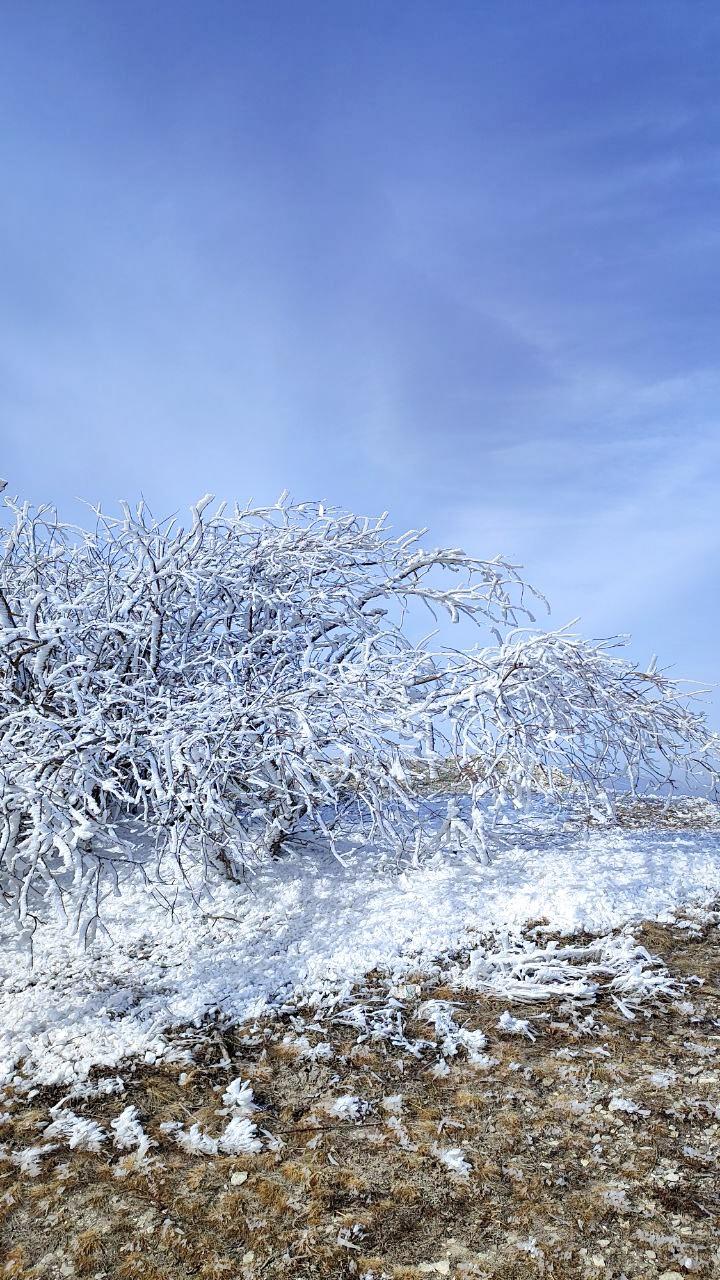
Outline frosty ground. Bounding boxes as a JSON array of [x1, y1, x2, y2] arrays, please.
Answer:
[[3, 807, 720, 1092], [2, 808, 720, 1278]]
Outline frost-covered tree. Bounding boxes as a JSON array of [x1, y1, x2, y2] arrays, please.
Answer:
[[0, 492, 716, 937]]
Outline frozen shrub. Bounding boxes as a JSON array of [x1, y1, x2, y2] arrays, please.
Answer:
[[0, 490, 716, 936]]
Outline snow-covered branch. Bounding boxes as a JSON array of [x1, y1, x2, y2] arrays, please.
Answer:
[[0, 493, 716, 936]]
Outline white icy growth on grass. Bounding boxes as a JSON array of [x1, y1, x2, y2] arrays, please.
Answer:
[[262, 1129, 285, 1155], [454, 1027, 489, 1063], [2, 820, 720, 1091], [433, 1144, 472, 1180], [43, 1107, 107, 1152], [650, 1069, 678, 1088], [326, 1094, 370, 1123], [497, 1011, 536, 1041], [337, 1225, 366, 1251], [111, 1105, 150, 1150], [283, 1033, 333, 1062], [330, 998, 429, 1059], [603, 1185, 631, 1211], [516, 1237, 544, 1260], [160, 1092, 262, 1157], [9, 1144, 57, 1177], [682, 1144, 711, 1163], [214, 1077, 264, 1156], [457, 931, 682, 1017], [419, 1000, 465, 1059], [683, 1040, 717, 1058], [419, 1000, 491, 1064], [110, 1104, 156, 1175], [222, 1077, 256, 1116], [68, 1076, 126, 1102], [437, 1115, 465, 1136], [608, 1095, 650, 1117], [217, 1115, 263, 1155], [385, 1115, 416, 1151], [569, 1100, 591, 1115], [161, 1121, 219, 1157]]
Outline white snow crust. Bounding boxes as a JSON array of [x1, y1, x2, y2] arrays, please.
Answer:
[[1, 821, 719, 1091]]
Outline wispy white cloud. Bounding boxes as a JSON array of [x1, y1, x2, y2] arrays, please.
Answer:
[[1, 0, 719, 717]]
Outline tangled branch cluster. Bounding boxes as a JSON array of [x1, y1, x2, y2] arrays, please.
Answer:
[[0, 492, 716, 936]]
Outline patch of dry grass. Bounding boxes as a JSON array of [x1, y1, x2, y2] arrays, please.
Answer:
[[610, 796, 720, 831], [1, 917, 719, 1278]]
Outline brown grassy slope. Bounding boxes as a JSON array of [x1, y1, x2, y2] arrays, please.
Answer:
[[1, 914, 719, 1279]]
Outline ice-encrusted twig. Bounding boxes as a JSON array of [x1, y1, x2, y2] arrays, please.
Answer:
[[453, 932, 682, 1017]]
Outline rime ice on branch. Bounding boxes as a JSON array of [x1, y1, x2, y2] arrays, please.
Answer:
[[0, 492, 716, 936]]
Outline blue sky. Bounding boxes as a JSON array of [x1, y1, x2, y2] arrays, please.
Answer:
[[2, 1, 719, 715]]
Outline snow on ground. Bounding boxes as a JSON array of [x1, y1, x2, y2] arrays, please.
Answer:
[[2, 818, 720, 1091]]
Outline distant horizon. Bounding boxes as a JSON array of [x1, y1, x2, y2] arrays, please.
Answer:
[[2, 1, 719, 722]]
